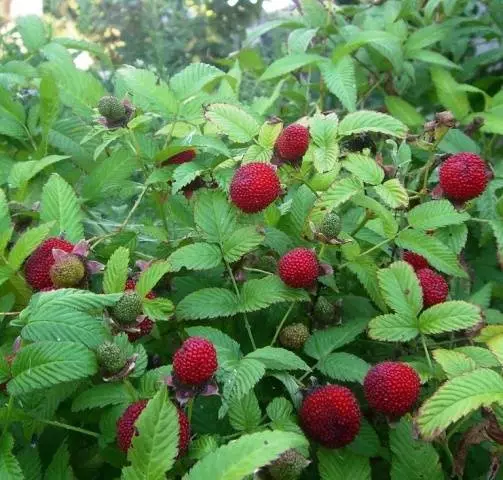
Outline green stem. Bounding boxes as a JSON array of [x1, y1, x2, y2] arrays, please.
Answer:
[[37, 419, 100, 438], [299, 362, 317, 382], [270, 303, 295, 346], [421, 335, 433, 371], [243, 267, 274, 276], [421, 128, 449, 192]]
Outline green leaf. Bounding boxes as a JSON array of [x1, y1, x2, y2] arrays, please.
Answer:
[[468, 283, 493, 309], [281, 185, 317, 237], [342, 154, 384, 185], [368, 313, 419, 342], [302, 0, 329, 27], [317, 352, 370, 384], [194, 190, 237, 245], [8, 341, 98, 396], [205, 104, 259, 143], [417, 368, 503, 439], [312, 177, 363, 222], [177, 288, 240, 320], [431, 67, 470, 120], [17, 445, 42, 480], [172, 163, 203, 193], [390, 417, 443, 480], [304, 318, 368, 360], [319, 57, 357, 112], [257, 122, 283, 149], [169, 243, 222, 272], [142, 298, 174, 322], [136, 261, 171, 298], [353, 194, 398, 239], [40, 174, 83, 243], [338, 110, 407, 138], [409, 49, 460, 70], [454, 346, 499, 368], [123, 388, 179, 480], [222, 227, 264, 263], [260, 54, 324, 81], [433, 223, 468, 255], [384, 96, 424, 127], [404, 24, 448, 54], [44, 441, 73, 480], [318, 448, 370, 480], [0, 189, 13, 253], [8, 155, 69, 189], [433, 349, 477, 378], [72, 383, 131, 411], [348, 419, 380, 458], [419, 301, 481, 335], [184, 431, 307, 480], [7, 222, 53, 272], [16, 15, 47, 51], [408, 200, 469, 230], [346, 258, 387, 312], [374, 179, 409, 209], [170, 63, 225, 100], [103, 247, 130, 294], [0, 433, 23, 480], [223, 358, 265, 403], [378, 261, 422, 318], [228, 392, 261, 433], [39, 71, 60, 146], [484, 334, 503, 366], [246, 347, 310, 371], [288, 28, 318, 54], [395, 229, 467, 278], [267, 397, 293, 422]]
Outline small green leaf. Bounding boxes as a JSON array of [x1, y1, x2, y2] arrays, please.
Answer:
[[431, 67, 470, 120], [409, 49, 461, 70], [318, 448, 370, 480], [16, 15, 47, 51], [408, 200, 470, 230], [342, 154, 384, 185], [136, 261, 171, 298], [352, 195, 398, 239], [433, 349, 477, 378], [384, 96, 424, 127], [142, 298, 174, 321], [338, 110, 407, 138], [288, 28, 318, 54], [246, 347, 310, 371], [177, 288, 240, 320], [169, 243, 222, 272], [368, 313, 420, 342], [374, 179, 409, 209], [8, 223, 53, 271], [319, 57, 357, 112], [8, 155, 69, 189], [205, 104, 259, 143], [317, 352, 370, 383], [312, 177, 363, 222], [223, 358, 265, 403], [72, 384, 132, 411], [103, 247, 130, 294], [257, 122, 283, 149], [170, 63, 226, 100], [419, 301, 481, 335], [260, 53, 324, 81], [222, 227, 264, 263], [44, 441, 73, 480], [228, 392, 261, 433]]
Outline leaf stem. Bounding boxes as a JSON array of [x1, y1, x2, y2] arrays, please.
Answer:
[[270, 303, 295, 346], [243, 267, 274, 276], [37, 419, 100, 438], [420, 335, 433, 371]]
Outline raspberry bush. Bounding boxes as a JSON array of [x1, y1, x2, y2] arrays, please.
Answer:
[[1, 2, 503, 479]]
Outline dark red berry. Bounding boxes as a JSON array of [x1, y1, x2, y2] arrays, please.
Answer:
[[278, 248, 319, 288], [403, 251, 429, 272], [164, 149, 196, 165], [417, 268, 449, 307], [275, 124, 310, 161], [173, 337, 218, 386]]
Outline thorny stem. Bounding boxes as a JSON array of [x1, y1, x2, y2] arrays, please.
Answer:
[[270, 303, 295, 346]]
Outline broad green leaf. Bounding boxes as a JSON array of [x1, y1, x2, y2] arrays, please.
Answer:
[[194, 190, 237, 245], [246, 347, 310, 371], [338, 111, 407, 138], [136, 261, 171, 298], [260, 54, 324, 81], [438, 129, 479, 154], [281, 185, 317, 237], [44, 441, 73, 480], [8, 155, 69, 189], [123, 388, 179, 480], [348, 419, 380, 458], [368, 313, 420, 342], [228, 392, 261, 433], [374, 179, 409, 209], [485, 334, 503, 366], [170, 63, 225, 100], [222, 227, 264, 262], [409, 49, 460, 70], [384, 96, 424, 128], [8, 341, 98, 396], [169, 243, 222, 272], [418, 368, 503, 439], [390, 418, 443, 480], [288, 28, 318, 54], [223, 358, 265, 403], [103, 247, 130, 294], [318, 448, 370, 480], [342, 154, 384, 185], [431, 67, 470, 120], [205, 104, 259, 143], [72, 383, 132, 411], [433, 349, 477, 379], [408, 200, 469, 230], [242, 144, 273, 164], [395, 229, 467, 278], [310, 112, 338, 147], [267, 397, 293, 422], [419, 301, 481, 335], [177, 288, 240, 320], [7, 222, 53, 272], [319, 57, 357, 112], [16, 15, 47, 51], [317, 352, 370, 384], [0, 433, 23, 480], [184, 431, 307, 480], [468, 283, 493, 309], [40, 174, 83, 242]]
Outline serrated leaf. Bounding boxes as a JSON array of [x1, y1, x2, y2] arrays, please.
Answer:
[[368, 313, 420, 342], [319, 57, 356, 112], [222, 227, 263, 262], [312, 177, 363, 221], [16, 15, 47, 51], [123, 388, 179, 480], [172, 163, 203, 193], [184, 431, 307, 480], [40, 174, 83, 242], [0, 189, 13, 252], [8, 155, 69, 189], [313, 144, 340, 174], [417, 368, 503, 439], [44, 441, 72, 480], [260, 53, 324, 81], [302, 0, 328, 27], [454, 346, 499, 368], [169, 243, 222, 272], [205, 104, 259, 143], [288, 28, 318, 54], [228, 392, 261, 433], [17, 445, 42, 480], [433, 349, 477, 378], [257, 122, 283, 149], [246, 347, 310, 371], [346, 258, 387, 312], [390, 417, 443, 480], [103, 247, 130, 294], [374, 179, 409, 209], [281, 185, 317, 237], [170, 63, 225, 100], [8, 222, 53, 271], [317, 352, 370, 384], [342, 154, 384, 185], [352, 194, 398, 238], [384, 96, 424, 127], [348, 419, 380, 458], [267, 397, 293, 422], [419, 301, 481, 335], [177, 288, 240, 320], [72, 383, 131, 411], [318, 448, 370, 480], [0, 433, 23, 480], [142, 298, 174, 321], [408, 200, 470, 230], [409, 49, 460, 70], [223, 358, 265, 403], [136, 261, 171, 298], [338, 111, 407, 138], [8, 341, 98, 396], [395, 229, 467, 278]]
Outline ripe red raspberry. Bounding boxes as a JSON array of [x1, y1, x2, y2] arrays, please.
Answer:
[[364, 362, 420, 417], [230, 163, 281, 213], [24, 237, 74, 290], [300, 385, 361, 448], [275, 124, 310, 161], [164, 149, 196, 165], [417, 268, 449, 307], [403, 251, 429, 272], [173, 337, 218, 386], [278, 248, 319, 288], [117, 400, 191, 455], [439, 152, 489, 201], [124, 279, 155, 299]]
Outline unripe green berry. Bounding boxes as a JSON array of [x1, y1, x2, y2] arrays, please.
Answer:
[[96, 342, 127, 374], [49, 254, 86, 288], [98, 96, 126, 121], [112, 291, 143, 325], [314, 296, 335, 324], [321, 212, 341, 239], [268, 449, 310, 480], [279, 323, 309, 350]]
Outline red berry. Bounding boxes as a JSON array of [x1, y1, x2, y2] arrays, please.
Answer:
[[278, 248, 319, 288], [364, 362, 420, 417], [117, 400, 191, 455], [173, 337, 218, 386], [24, 237, 74, 290], [300, 385, 361, 448], [417, 268, 449, 307], [403, 251, 429, 272], [439, 152, 489, 202], [164, 149, 196, 165], [230, 163, 281, 213], [275, 124, 310, 161]]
